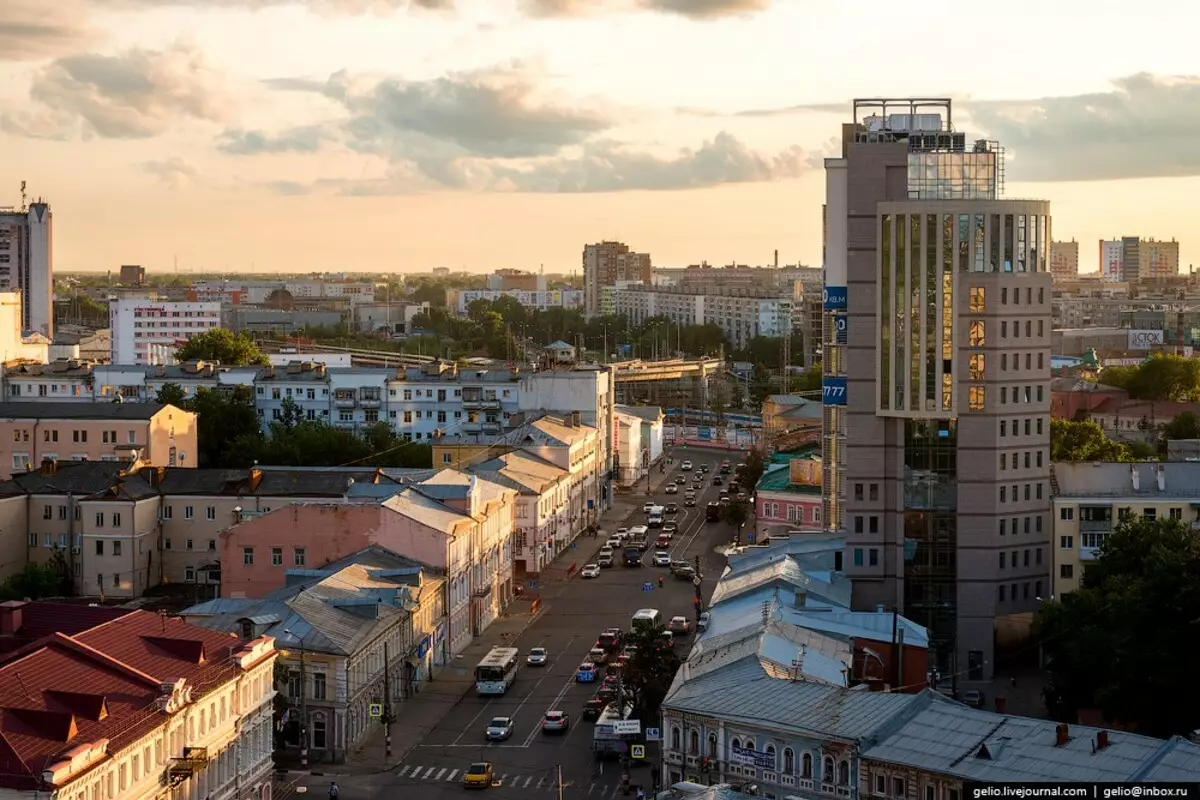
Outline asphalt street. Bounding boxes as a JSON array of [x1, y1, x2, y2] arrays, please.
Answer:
[[375, 453, 739, 799]]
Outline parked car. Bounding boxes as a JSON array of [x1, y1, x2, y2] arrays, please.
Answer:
[[697, 611, 711, 632], [653, 551, 671, 567], [581, 563, 601, 579], [485, 717, 514, 741], [665, 484, 678, 494], [542, 710, 571, 733], [597, 553, 614, 568], [668, 616, 691, 635]]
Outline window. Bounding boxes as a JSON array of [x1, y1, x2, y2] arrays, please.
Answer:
[[893, 778, 906, 797], [690, 730, 701, 754], [1001, 287, 1008, 304], [112, 512, 122, 527], [823, 757, 834, 784], [294, 548, 306, 567], [869, 549, 878, 566], [271, 547, 283, 566], [113, 541, 122, 556], [112, 573, 119, 588], [1000, 387, 1007, 404], [969, 353, 985, 379], [999, 518, 1006, 536], [184, 506, 194, 520], [969, 286, 985, 311], [1000, 420, 1006, 436], [243, 547, 255, 565], [838, 762, 850, 786], [969, 320, 985, 346], [1001, 320, 1008, 338], [95, 540, 104, 556], [1060, 507, 1074, 520], [1000, 486, 1006, 503], [313, 672, 327, 700], [312, 716, 327, 750], [206, 506, 216, 520], [999, 552, 1006, 569], [803, 753, 813, 779], [854, 516, 864, 534], [671, 727, 681, 751], [968, 386, 985, 411], [186, 538, 194, 550], [855, 483, 864, 501], [854, 548, 864, 566], [999, 584, 1006, 601], [1060, 564, 1074, 579], [1037, 417, 1043, 435], [869, 483, 878, 501], [925, 788, 936, 800]]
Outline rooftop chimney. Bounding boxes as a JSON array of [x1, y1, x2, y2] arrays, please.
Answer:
[[1156, 465, 1165, 492], [1095, 730, 1109, 751], [40, 457, 57, 476], [794, 590, 807, 607], [0, 600, 26, 636], [1055, 723, 1070, 747], [1130, 465, 1140, 491]]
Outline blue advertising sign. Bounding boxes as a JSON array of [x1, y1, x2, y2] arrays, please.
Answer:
[[835, 315, 848, 345], [698, 427, 713, 440], [823, 286, 848, 311], [823, 377, 848, 406]]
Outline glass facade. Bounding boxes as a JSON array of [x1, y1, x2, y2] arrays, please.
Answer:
[[906, 152, 998, 200], [903, 418, 958, 670], [880, 215, 892, 411]]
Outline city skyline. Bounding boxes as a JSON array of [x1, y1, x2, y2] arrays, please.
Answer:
[[2, 0, 1198, 274]]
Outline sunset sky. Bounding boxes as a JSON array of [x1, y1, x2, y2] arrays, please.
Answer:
[[2, 0, 1198, 275]]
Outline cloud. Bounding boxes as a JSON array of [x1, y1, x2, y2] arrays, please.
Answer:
[[92, 0, 454, 12], [0, 0, 98, 61], [2, 43, 229, 138], [217, 125, 334, 154], [141, 157, 199, 187], [966, 73, 1200, 182], [676, 102, 845, 118], [522, 0, 770, 17]]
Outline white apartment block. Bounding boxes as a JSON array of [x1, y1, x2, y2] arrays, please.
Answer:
[[610, 287, 795, 349], [191, 280, 376, 305], [451, 288, 584, 315], [109, 298, 222, 365]]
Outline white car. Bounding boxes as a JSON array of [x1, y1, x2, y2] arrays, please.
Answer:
[[485, 716, 514, 740], [697, 611, 711, 632], [681, 461, 693, 470], [581, 564, 601, 579], [541, 710, 570, 733], [615, 527, 629, 537], [600, 546, 614, 559], [527, 647, 549, 666], [643, 502, 655, 513], [605, 537, 622, 549], [652, 551, 671, 567], [665, 484, 678, 494]]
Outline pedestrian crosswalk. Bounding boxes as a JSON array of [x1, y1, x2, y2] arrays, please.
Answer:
[[394, 763, 627, 795]]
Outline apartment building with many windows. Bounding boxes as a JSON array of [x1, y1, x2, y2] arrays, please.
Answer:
[[583, 241, 652, 317], [610, 286, 795, 350]]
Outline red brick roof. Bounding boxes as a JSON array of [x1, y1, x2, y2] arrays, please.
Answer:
[[0, 601, 132, 655], [0, 607, 250, 791]]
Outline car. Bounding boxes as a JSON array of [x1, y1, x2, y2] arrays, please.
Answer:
[[659, 630, 676, 649], [668, 615, 691, 635], [653, 551, 671, 567], [662, 522, 678, 533], [542, 710, 570, 733], [665, 502, 679, 513], [597, 553, 614, 568], [581, 563, 601, 579], [675, 564, 697, 580], [962, 689, 986, 709], [583, 697, 609, 720], [596, 685, 618, 703], [577, 662, 597, 682], [527, 646, 549, 666], [700, 463, 710, 473], [697, 611, 711, 632], [598, 629, 623, 651], [655, 538, 672, 550], [643, 502, 655, 513], [485, 716, 514, 741], [720, 464, 731, 475], [737, 493, 748, 503], [615, 527, 629, 537], [464, 762, 494, 789], [669, 559, 690, 574], [681, 460, 693, 470], [673, 475, 686, 484], [588, 646, 609, 665], [712, 475, 724, 486], [664, 484, 678, 494], [684, 495, 696, 507]]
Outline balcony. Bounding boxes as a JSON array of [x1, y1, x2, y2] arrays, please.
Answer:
[[359, 397, 382, 409], [164, 747, 208, 786], [1079, 519, 1113, 533], [1079, 546, 1101, 561], [334, 396, 356, 409], [463, 399, 501, 410]]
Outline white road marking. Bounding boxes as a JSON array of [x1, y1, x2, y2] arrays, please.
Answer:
[[497, 773, 507, 785], [434, 768, 447, 781], [446, 770, 459, 782], [422, 766, 437, 779], [537, 776, 545, 788], [523, 776, 533, 787], [397, 765, 412, 777]]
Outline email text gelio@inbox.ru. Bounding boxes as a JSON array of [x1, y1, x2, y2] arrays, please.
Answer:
[[968, 784, 1197, 799]]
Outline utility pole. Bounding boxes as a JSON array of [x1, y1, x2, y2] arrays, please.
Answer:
[[383, 640, 394, 765], [300, 643, 309, 769]]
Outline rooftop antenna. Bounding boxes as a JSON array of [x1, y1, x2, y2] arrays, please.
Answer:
[[19, 181, 26, 213]]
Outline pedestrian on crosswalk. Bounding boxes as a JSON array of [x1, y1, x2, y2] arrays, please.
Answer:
[[328, 781, 339, 798]]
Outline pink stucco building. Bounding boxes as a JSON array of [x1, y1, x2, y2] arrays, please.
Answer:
[[220, 469, 516, 656]]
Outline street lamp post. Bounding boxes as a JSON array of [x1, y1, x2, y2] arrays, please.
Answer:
[[283, 629, 309, 770]]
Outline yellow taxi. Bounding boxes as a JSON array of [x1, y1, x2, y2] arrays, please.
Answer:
[[463, 762, 494, 789]]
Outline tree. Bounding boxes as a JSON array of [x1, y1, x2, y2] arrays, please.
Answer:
[[1050, 419, 1144, 462], [1162, 411, 1200, 441], [1100, 355, 1200, 401], [739, 448, 766, 490], [175, 329, 270, 366], [0, 561, 70, 600], [621, 624, 681, 720], [1039, 517, 1200, 736], [189, 386, 264, 468], [155, 382, 187, 407], [409, 282, 448, 307]]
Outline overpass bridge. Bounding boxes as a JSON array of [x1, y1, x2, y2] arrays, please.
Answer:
[[608, 357, 724, 383]]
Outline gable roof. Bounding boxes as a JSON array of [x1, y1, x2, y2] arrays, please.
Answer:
[[8, 462, 159, 500], [0, 402, 176, 421]]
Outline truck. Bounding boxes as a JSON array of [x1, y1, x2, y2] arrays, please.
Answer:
[[705, 502, 721, 522], [647, 505, 665, 527]]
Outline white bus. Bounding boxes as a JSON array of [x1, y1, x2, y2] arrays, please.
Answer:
[[475, 647, 520, 695], [632, 608, 661, 630], [593, 702, 640, 760]]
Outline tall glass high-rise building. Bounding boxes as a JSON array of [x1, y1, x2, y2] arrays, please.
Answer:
[[822, 99, 1052, 685]]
